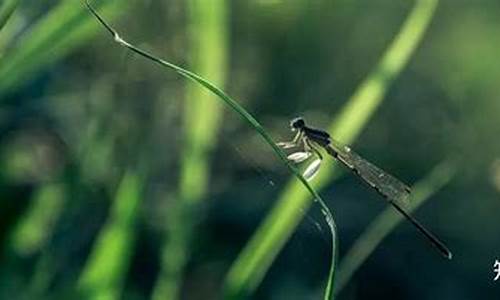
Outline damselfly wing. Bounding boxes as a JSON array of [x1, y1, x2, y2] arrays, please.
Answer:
[[323, 138, 411, 207]]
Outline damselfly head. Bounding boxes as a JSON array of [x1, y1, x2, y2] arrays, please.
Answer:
[[290, 117, 305, 131]]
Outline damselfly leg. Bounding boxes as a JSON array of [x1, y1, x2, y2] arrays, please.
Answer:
[[277, 131, 302, 149], [279, 134, 324, 180]]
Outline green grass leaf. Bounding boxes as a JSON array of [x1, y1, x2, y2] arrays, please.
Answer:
[[83, 1, 337, 299], [0, 0, 20, 32], [9, 183, 65, 256]]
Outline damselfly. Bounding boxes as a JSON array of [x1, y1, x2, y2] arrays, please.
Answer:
[[278, 117, 452, 259]]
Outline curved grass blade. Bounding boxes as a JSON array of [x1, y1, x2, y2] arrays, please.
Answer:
[[83, 1, 338, 299], [335, 158, 457, 293], [224, 1, 440, 298]]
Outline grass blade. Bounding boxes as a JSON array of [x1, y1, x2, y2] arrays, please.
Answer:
[[0, 0, 129, 97], [223, 0, 439, 298], [0, 0, 20, 32], [77, 170, 143, 300], [84, 1, 337, 299], [8, 183, 65, 256]]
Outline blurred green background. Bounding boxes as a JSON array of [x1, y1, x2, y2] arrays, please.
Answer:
[[1, 0, 500, 299]]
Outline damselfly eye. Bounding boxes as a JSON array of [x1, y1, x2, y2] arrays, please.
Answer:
[[290, 117, 305, 130]]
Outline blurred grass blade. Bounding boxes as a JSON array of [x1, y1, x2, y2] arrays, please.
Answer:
[[77, 170, 143, 300], [0, 0, 20, 32], [335, 159, 457, 293], [84, 2, 338, 299], [27, 251, 57, 298], [0, 0, 129, 98], [151, 1, 228, 299], [223, 0, 439, 297], [9, 183, 65, 256]]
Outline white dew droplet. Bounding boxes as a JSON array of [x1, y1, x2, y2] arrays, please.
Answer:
[[303, 158, 322, 181], [287, 151, 311, 163]]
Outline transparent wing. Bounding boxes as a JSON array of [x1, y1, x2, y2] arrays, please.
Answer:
[[324, 139, 411, 206], [303, 158, 322, 181]]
